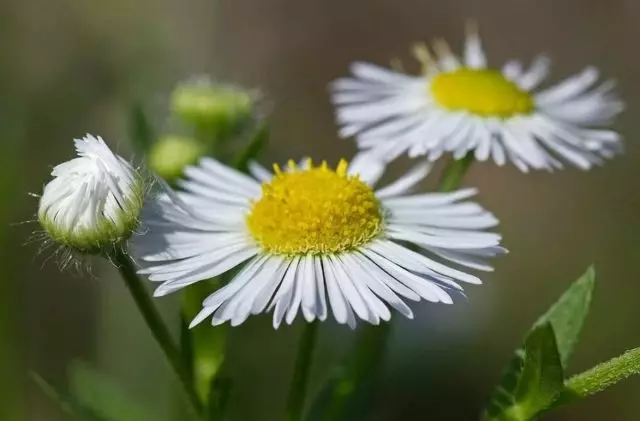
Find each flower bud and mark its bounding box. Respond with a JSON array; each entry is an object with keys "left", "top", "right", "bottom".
[
  {"left": 38, "top": 134, "right": 144, "bottom": 253},
  {"left": 148, "top": 135, "right": 204, "bottom": 183},
  {"left": 170, "top": 78, "right": 254, "bottom": 129}
]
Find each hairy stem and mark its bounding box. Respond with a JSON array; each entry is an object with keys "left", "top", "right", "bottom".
[
  {"left": 556, "top": 347, "right": 640, "bottom": 407},
  {"left": 111, "top": 249, "right": 203, "bottom": 418}
]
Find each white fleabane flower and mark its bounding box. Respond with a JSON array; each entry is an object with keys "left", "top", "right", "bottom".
[
  {"left": 131, "top": 153, "right": 504, "bottom": 329},
  {"left": 331, "top": 25, "right": 624, "bottom": 171},
  {"left": 38, "top": 134, "right": 144, "bottom": 253}
]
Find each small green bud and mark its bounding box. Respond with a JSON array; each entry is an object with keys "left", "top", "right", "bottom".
[
  {"left": 148, "top": 135, "right": 204, "bottom": 183},
  {"left": 38, "top": 134, "right": 145, "bottom": 254},
  {"left": 171, "top": 78, "right": 254, "bottom": 129}
]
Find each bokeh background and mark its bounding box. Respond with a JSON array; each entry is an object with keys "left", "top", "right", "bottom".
[{"left": 2, "top": 0, "right": 640, "bottom": 419}]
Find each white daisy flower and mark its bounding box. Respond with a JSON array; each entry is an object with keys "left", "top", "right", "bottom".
[
  {"left": 38, "top": 134, "right": 144, "bottom": 253},
  {"left": 131, "top": 154, "right": 504, "bottom": 329},
  {"left": 331, "top": 24, "right": 624, "bottom": 171}
]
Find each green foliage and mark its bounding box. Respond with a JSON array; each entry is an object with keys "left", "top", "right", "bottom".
[
  {"left": 498, "top": 324, "right": 564, "bottom": 420},
  {"left": 68, "top": 362, "right": 155, "bottom": 421},
  {"left": 483, "top": 267, "right": 595, "bottom": 420},
  {"left": 33, "top": 363, "right": 157, "bottom": 421},
  {"left": 185, "top": 283, "right": 232, "bottom": 421},
  {"left": 233, "top": 122, "right": 268, "bottom": 172},
  {"left": 127, "top": 103, "right": 155, "bottom": 155},
  {"left": 531, "top": 266, "right": 595, "bottom": 368},
  {"left": 31, "top": 372, "right": 109, "bottom": 421}
]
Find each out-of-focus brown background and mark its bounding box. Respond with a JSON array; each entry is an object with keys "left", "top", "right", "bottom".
[{"left": 2, "top": 0, "right": 640, "bottom": 419}]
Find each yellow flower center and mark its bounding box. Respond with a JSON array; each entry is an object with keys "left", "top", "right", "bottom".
[
  {"left": 247, "top": 159, "right": 383, "bottom": 256},
  {"left": 430, "top": 68, "right": 534, "bottom": 118}
]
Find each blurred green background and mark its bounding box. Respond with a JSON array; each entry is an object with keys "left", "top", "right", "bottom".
[{"left": 2, "top": 0, "right": 640, "bottom": 419}]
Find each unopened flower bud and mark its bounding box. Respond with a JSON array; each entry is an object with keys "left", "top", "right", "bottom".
[
  {"left": 170, "top": 78, "right": 254, "bottom": 129},
  {"left": 148, "top": 135, "right": 204, "bottom": 183},
  {"left": 38, "top": 134, "right": 144, "bottom": 253}
]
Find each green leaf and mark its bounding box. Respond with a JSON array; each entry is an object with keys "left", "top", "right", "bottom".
[
  {"left": 485, "top": 324, "right": 564, "bottom": 421},
  {"left": 512, "top": 324, "right": 564, "bottom": 417},
  {"left": 207, "top": 376, "right": 233, "bottom": 421},
  {"left": 68, "top": 362, "right": 154, "bottom": 421},
  {"left": 532, "top": 266, "right": 595, "bottom": 367},
  {"left": 128, "top": 103, "right": 154, "bottom": 154},
  {"left": 483, "top": 266, "right": 595, "bottom": 420},
  {"left": 31, "top": 372, "right": 109, "bottom": 421},
  {"left": 233, "top": 122, "right": 268, "bottom": 172},
  {"left": 182, "top": 281, "right": 228, "bottom": 419}
]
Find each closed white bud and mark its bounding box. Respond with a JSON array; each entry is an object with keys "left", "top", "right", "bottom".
[{"left": 38, "top": 134, "right": 144, "bottom": 253}]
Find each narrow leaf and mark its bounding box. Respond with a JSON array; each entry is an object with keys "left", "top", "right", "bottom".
[
  {"left": 69, "top": 362, "right": 154, "bottom": 421},
  {"left": 182, "top": 281, "right": 228, "bottom": 418},
  {"left": 532, "top": 266, "right": 595, "bottom": 367},
  {"left": 128, "top": 103, "right": 154, "bottom": 154},
  {"left": 483, "top": 266, "right": 595, "bottom": 420},
  {"left": 31, "top": 372, "right": 109, "bottom": 421},
  {"left": 233, "top": 122, "right": 268, "bottom": 172}
]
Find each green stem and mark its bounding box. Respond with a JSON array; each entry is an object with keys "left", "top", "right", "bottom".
[
  {"left": 320, "top": 154, "right": 475, "bottom": 420},
  {"left": 110, "top": 249, "right": 203, "bottom": 418},
  {"left": 437, "top": 153, "right": 475, "bottom": 193},
  {"left": 323, "top": 322, "right": 391, "bottom": 419},
  {"left": 182, "top": 281, "right": 229, "bottom": 419},
  {"left": 555, "top": 347, "right": 640, "bottom": 408},
  {"left": 285, "top": 321, "right": 320, "bottom": 421}
]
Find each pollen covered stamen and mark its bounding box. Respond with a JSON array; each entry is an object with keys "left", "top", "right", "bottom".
[
  {"left": 430, "top": 68, "right": 534, "bottom": 117},
  {"left": 247, "top": 159, "right": 383, "bottom": 255}
]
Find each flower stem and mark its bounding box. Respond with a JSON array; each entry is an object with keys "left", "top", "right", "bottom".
[
  {"left": 323, "top": 322, "right": 391, "bottom": 419},
  {"left": 320, "top": 154, "right": 475, "bottom": 419},
  {"left": 110, "top": 248, "right": 203, "bottom": 418},
  {"left": 285, "top": 320, "right": 320, "bottom": 421},
  {"left": 437, "top": 153, "right": 475, "bottom": 193},
  {"left": 555, "top": 347, "right": 640, "bottom": 407}
]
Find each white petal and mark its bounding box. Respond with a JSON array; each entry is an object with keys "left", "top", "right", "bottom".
[
  {"left": 326, "top": 256, "right": 371, "bottom": 323},
  {"left": 182, "top": 165, "right": 258, "bottom": 199},
  {"left": 199, "top": 157, "right": 262, "bottom": 193},
  {"left": 322, "top": 256, "right": 349, "bottom": 324},
  {"left": 338, "top": 255, "right": 390, "bottom": 322},
  {"left": 382, "top": 188, "right": 478, "bottom": 208},
  {"left": 313, "top": 256, "right": 328, "bottom": 321},
  {"left": 343, "top": 253, "right": 413, "bottom": 318},
  {"left": 517, "top": 56, "right": 551, "bottom": 91},
  {"left": 535, "top": 67, "right": 599, "bottom": 105},
  {"left": 464, "top": 30, "right": 486, "bottom": 69},
  {"left": 249, "top": 258, "right": 290, "bottom": 315},
  {"left": 351, "top": 252, "right": 421, "bottom": 301},
  {"left": 153, "top": 247, "right": 258, "bottom": 296},
  {"left": 350, "top": 62, "right": 417, "bottom": 84},
  {"left": 360, "top": 247, "right": 452, "bottom": 304},
  {"left": 188, "top": 256, "right": 269, "bottom": 328},
  {"left": 371, "top": 240, "right": 481, "bottom": 285},
  {"left": 502, "top": 61, "right": 523, "bottom": 81},
  {"left": 348, "top": 152, "right": 386, "bottom": 186},
  {"left": 387, "top": 228, "right": 498, "bottom": 248},
  {"left": 247, "top": 161, "right": 273, "bottom": 182},
  {"left": 375, "top": 161, "right": 432, "bottom": 199},
  {"left": 299, "top": 257, "right": 317, "bottom": 322},
  {"left": 272, "top": 258, "right": 300, "bottom": 329}
]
